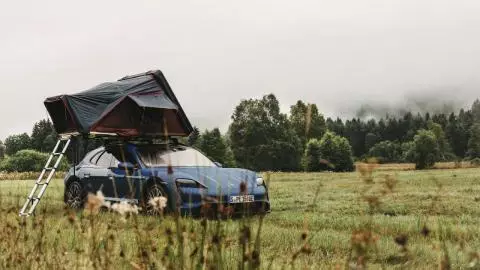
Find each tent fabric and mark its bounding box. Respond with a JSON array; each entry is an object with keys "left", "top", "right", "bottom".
[{"left": 44, "top": 70, "right": 193, "bottom": 137}]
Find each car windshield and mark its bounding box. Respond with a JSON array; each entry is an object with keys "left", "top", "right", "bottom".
[{"left": 137, "top": 145, "right": 216, "bottom": 167}]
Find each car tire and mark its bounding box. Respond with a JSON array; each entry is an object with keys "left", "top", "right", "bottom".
[
  {"left": 143, "top": 182, "right": 169, "bottom": 216},
  {"left": 64, "top": 180, "right": 86, "bottom": 209}
]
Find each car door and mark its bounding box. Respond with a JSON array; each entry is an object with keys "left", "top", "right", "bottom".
[
  {"left": 110, "top": 162, "right": 143, "bottom": 201},
  {"left": 88, "top": 150, "right": 116, "bottom": 197}
]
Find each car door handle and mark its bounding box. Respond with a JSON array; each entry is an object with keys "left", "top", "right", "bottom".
[{"left": 84, "top": 173, "right": 90, "bottom": 178}]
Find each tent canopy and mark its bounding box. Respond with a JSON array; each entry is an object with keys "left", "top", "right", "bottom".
[{"left": 45, "top": 70, "right": 193, "bottom": 137}]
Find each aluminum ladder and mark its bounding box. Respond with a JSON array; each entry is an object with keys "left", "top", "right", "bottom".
[{"left": 19, "top": 137, "right": 71, "bottom": 217}]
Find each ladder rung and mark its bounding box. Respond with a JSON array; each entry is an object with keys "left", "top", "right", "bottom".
[
  {"left": 35, "top": 182, "right": 48, "bottom": 185},
  {"left": 52, "top": 153, "right": 62, "bottom": 156},
  {"left": 19, "top": 213, "right": 30, "bottom": 217},
  {"left": 28, "top": 197, "right": 40, "bottom": 201},
  {"left": 44, "top": 167, "right": 55, "bottom": 171}
]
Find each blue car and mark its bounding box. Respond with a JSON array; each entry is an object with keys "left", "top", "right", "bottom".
[{"left": 63, "top": 141, "right": 270, "bottom": 217}]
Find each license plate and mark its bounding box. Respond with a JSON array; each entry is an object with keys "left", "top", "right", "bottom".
[{"left": 229, "top": 195, "right": 254, "bottom": 203}]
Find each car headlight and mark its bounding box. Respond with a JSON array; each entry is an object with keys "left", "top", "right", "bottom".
[
  {"left": 176, "top": 178, "right": 207, "bottom": 189},
  {"left": 256, "top": 177, "right": 264, "bottom": 186}
]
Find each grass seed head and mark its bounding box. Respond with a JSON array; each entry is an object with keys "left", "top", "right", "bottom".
[
  {"left": 394, "top": 234, "right": 408, "bottom": 247},
  {"left": 421, "top": 225, "right": 430, "bottom": 237}
]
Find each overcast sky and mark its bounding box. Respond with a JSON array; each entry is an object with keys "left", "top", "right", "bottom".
[{"left": 2, "top": 0, "right": 480, "bottom": 140}]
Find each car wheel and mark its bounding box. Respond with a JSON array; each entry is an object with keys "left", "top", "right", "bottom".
[
  {"left": 144, "top": 183, "right": 168, "bottom": 215},
  {"left": 64, "top": 180, "right": 86, "bottom": 209}
]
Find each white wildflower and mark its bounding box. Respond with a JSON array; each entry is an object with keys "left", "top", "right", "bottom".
[
  {"left": 110, "top": 201, "right": 141, "bottom": 216},
  {"left": 85, "top": 190, "right": 105, "bottom": 214},
  {"left": 148, "top": 196, "right": 168, "bottom": 212}
]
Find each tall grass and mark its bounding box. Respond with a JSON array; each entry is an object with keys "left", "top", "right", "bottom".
[{"left": 1, "top": 167, "right": 480, "bottom": 268}]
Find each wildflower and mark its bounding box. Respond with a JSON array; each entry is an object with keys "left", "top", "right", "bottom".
[
  {"left": 110, "top": 201, "right": 141, "bottom": 216},
  {"left": 239, "top": 226, "right": 251, "bottom": 244},
  {"left": 85, "top": 190, "right": 105, "bottom": 214},
  {"left": 384, "top": 174, "right": 397, "bottom": 192},
  {"left": 363, "top": 195, "right": 380, "bottom": 208},
  {"left": 148, "top": 196, "right": 168, "bottom": 213}
]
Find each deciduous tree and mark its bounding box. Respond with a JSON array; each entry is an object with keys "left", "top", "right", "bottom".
[
  {"left": 289, "top": 101, "right": 326, "bottom": 147},
  {"left": 4, "top": 133, "right": 31, "bottom": 156},
  {"left": 229, "top": 94, "right": 302, "bottom": 171},
  {"left": 413, "top": 129, "right": 439, "bottom": 170}
]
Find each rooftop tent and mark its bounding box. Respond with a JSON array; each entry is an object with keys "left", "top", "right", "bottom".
[{"left": 44, "top": 70, "right": 193, "bottom": 137}]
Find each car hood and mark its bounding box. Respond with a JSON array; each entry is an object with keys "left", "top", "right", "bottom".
[{"left": 151, "top": 167, "right": 260, "bottom": 194}]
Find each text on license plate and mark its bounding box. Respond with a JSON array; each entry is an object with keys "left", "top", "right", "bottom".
[{"left": 229, "top": 195, "right": 254, "bottom": 203}]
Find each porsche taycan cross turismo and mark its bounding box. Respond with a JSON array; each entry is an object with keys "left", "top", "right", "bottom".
[{"left": 63, "top": 142, "right": 270, "bottom": 217}]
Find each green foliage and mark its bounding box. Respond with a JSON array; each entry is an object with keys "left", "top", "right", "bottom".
[
  {"left": 401, "top": 141, "right": 416, "bottom": 163},
  {"left": 413, "top": 129, "right": 439, "bottom": 170},
  {"left": 223, "top": 146, "right": 237, "bottom": 168},
  {"left": 302, "top": 139, "right": 322, "bottom": 171},
  {"left": 197, "top": 128, "right": 236, "bottom": 167},
  {"left": 0, "top": 140, "right": 5, "bottom": 160},
  {"left": 467, "top": 124, "right": 480, "bottom": 159},
  {"left": 471, "top": 99, "right": 480, "bottom": 123},
  {"left": 4, "top": 133, "right": 31, "bottom": 156},
  {"left": 289, "top": 101, "right": 326, "bottom": 147},
  {"left": 368, "top": 141, "right": 403, "bottom": 163},
  {"left": 445, "top": 113, "right": 468, "bottom": 158},
  {"left": 318, "top": 131, "right": 354, "bottom": 172},
  {"left": 427, "top": 121, "right": 453, "bottom": 161},
  {"left": 187, "top": 126, "right": 200, "bottom": 147},
  {"left": 364, "top": 132, "right": 380, "bottom": 152},
  {"left": 326, "top": 117, "right": 345, "bottom": 137},
  {"left": 0, "top": 149, "right": 69, "bottom": 172},
  {"left": 344, "top": 118, "right": 367, "bottom": 158},
  {"left": 31, "top": 119, "right": 57, "bottom": 152},
  {"left": 229, "top": 94, "right": 302, "bottom": 171}
]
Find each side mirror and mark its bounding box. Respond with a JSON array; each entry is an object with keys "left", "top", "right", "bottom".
[
  {"left": 118, "top": 162, "right": 135, "bottom": 170},
  {"left": 214, "top": 162, "right": 223, "bottom": 168}
]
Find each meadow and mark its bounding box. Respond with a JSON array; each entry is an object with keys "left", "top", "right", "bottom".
[{"left": 0, "top": 165, "right": 480, "bottom": 269}]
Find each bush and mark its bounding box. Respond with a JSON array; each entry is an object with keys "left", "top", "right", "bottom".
[
  {"left": 317, "top": 131, "right": 354, "bottom": 172},
  {"left": 302, "top": 139, "right": 322, "bottom": 171},
  {"left": 0, "top": 142, "right": 5, "bottom": 160},
  {"left": 401, "top": 141, "right": 415, "bottom": 163},
  {"left": 413, "top": 129, "right": 439, "bottom": 170},
  {"left": 367, "top": 141, "right": 403, "bottom": 163},
  {"left": 0, "top": 149, "right": 70, "bottom": 172}
]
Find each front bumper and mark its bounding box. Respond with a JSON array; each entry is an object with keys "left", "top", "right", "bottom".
[{"left": 179, "top": 200, "right": 271, "bottom": 218}]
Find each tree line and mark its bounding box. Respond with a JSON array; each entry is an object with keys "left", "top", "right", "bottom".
[{"left": 1, "top": 95, "right": 480, "bottom": 172}]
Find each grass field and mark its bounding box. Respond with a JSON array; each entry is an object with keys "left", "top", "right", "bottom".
[{"left": 1, "top": 166, "right": 480, "bottom": 269}]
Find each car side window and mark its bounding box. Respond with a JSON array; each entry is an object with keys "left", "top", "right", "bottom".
[
  {"left": 89, "top": 150, "right": 103, "bottom": 164},
  {"left": 96, "top": 152, "right": 113, "bottom": 168}
]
